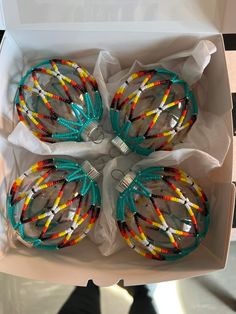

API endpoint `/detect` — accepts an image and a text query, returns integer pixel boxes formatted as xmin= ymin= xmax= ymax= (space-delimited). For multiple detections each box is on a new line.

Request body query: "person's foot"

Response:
xmin=125 ymin=285 xmax=159 ymax=314
xmin=58 ymin=281 xmax=101 ymax=314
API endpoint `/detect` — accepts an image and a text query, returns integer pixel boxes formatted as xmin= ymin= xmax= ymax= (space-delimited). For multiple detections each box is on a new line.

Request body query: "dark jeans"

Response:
xmin=58 ymin=282 xmax=158 ymax=314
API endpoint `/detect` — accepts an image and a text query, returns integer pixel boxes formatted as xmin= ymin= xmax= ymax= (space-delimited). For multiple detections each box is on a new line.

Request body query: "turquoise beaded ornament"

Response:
xmin=15 ymin=59 xmax=103 ymax=143
xmin=110 ymin=68 xmax=198 ymax=156
xmin=7 ymin=158 xmax=101 ymax=250
xmin=116 ymin=167 xmax=209 ymax=260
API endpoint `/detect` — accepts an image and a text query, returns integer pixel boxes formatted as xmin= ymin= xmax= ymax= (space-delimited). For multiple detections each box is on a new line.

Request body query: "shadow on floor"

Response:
xmin=194 ymin=277 xmax=236 ymax=312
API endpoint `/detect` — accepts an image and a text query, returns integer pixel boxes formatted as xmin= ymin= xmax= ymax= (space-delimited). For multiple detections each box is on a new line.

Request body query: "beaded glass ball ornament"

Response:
xmin=7 ymin=158 xmax=101 ymax=250
xmin=110 ymin=68 xmax=197 ymax=156
xmin=15 ymin=59 xmax=103 ymax=143
xmin=116 ymin=167 xmax=209 ymax=260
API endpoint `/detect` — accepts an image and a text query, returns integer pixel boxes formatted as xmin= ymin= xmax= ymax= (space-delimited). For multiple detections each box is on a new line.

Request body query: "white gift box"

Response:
xmin=0 ymin=0 xmax=235 ymax=286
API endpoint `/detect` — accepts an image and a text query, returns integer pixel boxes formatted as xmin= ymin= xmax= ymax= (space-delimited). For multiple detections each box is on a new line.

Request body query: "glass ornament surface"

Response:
xmin=7 ymin=158 xmax=101 ymax=250
xmin=116 ymin=167 xmax=209 ymax=260
xmin=110 ymin=68 xmax=197 ymax=156
xmin=15 ymin=59 xmax=103 ymax=143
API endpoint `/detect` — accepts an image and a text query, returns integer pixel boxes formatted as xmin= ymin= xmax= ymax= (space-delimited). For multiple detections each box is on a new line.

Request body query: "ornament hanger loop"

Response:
xmin=111 ymin=169 xmax=126 ymax=181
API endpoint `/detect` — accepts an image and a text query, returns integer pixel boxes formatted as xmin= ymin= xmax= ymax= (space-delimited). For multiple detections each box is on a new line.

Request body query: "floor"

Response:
xmin=0 ymin=242 xmax=235 ymax=314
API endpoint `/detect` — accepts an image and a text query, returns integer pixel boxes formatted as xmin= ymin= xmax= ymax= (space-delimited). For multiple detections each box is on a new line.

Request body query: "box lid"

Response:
xmin=0 ymin=0 xmax=4 ymax=29
xmin=1 ymin=0 xmax=235 ymax=33
xmin=221 ymin=0 xmax=236 ymax=33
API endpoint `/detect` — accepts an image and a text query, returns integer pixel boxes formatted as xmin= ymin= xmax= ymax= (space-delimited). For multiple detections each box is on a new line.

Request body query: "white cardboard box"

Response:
xmin=0 ymin=0 xmax=235 ymax=286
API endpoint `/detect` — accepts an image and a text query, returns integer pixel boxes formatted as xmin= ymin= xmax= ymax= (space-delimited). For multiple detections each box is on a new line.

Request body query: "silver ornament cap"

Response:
xmin=81 ymin=121 xmax=103 ymax=143
xmin=116 ymin=171 xmax=136 ymax=193
xmin=81 ymin=160 xmax=100 ymax=181
xmin=111 ymin=136 xmax=130 ymax=155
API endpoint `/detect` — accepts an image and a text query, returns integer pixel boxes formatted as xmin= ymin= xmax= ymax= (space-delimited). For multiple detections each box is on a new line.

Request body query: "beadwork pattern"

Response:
xmin=116 ymin=167 xmax=209 ymax=260
xmin=7 ymin=158 xmax=101 ymax=250
xmin=110 ymin=68 xmax=197 ymax=155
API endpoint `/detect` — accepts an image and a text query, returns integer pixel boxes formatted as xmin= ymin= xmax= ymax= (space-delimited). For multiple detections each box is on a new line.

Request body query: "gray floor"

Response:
xmin=0 ymin=242 xmax=236 ymax=314
xmin=176 ymin=242 xmax=236 ymax=314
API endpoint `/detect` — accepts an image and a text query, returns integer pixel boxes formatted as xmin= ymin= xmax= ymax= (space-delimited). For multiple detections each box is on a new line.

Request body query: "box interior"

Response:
xmin=0 ymin=29 xmax=234 ymax=286
xmin=1 ymin=0 xmax=230 ymax=33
